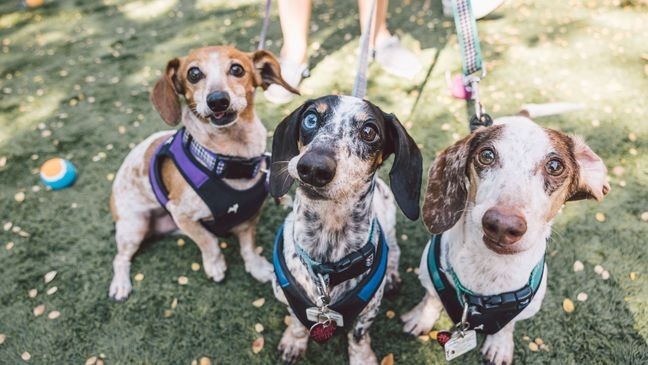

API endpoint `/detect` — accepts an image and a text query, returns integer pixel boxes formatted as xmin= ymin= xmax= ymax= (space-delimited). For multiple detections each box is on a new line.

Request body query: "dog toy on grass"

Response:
xmin=40 ymin=158 xmax=77 ymax=190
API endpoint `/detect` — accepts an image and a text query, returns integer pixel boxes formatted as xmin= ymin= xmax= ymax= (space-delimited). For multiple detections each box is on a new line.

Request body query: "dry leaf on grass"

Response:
xmin=252 ymin=337 xmax=264 ymax=354
xmin=252 ymin=298 xmax=265 ymax=308
xmin=381 ymin=353 xmax=394 ymax=365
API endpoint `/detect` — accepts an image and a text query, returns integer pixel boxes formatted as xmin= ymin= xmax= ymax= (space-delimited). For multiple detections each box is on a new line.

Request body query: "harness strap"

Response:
xmin=427 ymin=234 xmax=545 ymax=334
xmin=273 ymin=222 xmax=388 ymax=334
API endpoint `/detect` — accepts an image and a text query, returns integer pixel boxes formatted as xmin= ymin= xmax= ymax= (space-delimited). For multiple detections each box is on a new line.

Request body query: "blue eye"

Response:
xmin=302 ymin=113 xmax=318 ymax=129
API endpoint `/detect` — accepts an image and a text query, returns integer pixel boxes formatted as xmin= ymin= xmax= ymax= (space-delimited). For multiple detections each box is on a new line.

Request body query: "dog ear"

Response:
xmin=151 ymin=58 xmax=183 ymax=126
xmin=382 ymin=112 xmax=423 ymax=221
xmin=249 ymin=50 xmax=300 ymax=95
xmin=567 ymin=136 xmax=610 ymax=201
xmin=269 ymin=103 xmax=307 ymax=197
xmin=422 ymin=134 xmax=473 ymax=234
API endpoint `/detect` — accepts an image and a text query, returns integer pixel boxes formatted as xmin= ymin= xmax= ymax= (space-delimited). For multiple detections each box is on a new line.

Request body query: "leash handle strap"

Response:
xmin=257 ymin=0 xmax=272 ymax=50
xmin=352 ymin=0 xmax=377 ymax=98
xmin=452 ymin=0 xmax=483 ymax=78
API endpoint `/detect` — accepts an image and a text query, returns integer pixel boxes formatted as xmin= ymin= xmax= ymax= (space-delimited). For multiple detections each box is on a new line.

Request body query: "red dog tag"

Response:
xmin=436 ymin=330 xmax=452 ymax=347
xmin=309 ymin=320 xmax=337 ymax=343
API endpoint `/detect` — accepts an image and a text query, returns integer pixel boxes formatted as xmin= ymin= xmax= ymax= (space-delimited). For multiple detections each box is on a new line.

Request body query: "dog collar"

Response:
xmin=182 ymin=129 xmax=268 ymax=180
xmin=294 ymin=219 xmax=377 ymax=287
xmin=427 ymin=234 xmax=545 ymax=335
xmin=273 ymin=221 xmax=388 ymax=335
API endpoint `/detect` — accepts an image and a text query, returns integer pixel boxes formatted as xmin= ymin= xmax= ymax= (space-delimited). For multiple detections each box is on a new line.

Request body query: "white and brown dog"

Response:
xmin=402 ymin=111 xmax=609 ymax=364
xmin=109 ymin=46 xmax=298 ymax=301
xmin=269 ymin=95 xmax=423 ymax=364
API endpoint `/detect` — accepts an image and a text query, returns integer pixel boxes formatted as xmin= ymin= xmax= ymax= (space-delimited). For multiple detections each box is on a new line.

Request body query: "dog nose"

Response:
xmin=296 ymin=152 xmax=336 ymax=187
xmin=206 ymin=91 xmax=230 ymax=112
xmin=482 ymin=207 xmax=527 ymax=245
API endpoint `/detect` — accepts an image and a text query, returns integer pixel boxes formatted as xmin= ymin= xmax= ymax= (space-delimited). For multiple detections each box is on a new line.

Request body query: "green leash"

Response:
xmin=451 ymin=0 xmax=493 ymax=131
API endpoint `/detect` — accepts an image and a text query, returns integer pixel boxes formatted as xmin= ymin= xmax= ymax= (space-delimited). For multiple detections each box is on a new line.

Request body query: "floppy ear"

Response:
xmin=422 ymin=134 xmax=473 ymax=234
xmin=249 ymin=50 xmax=300 ymax=95
xmin=269 ymin=103 xmax=307 ymax=197
xmin=567 ymin=136 xmax=610 ymax=202
xmin=382 ymin=113 xmax=423 ymax=221
xmin=151 ymin=58 xmax=183 ymax=126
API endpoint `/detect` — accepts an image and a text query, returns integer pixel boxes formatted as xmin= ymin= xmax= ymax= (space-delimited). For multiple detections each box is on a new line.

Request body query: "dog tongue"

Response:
xmin=214 ymin=112 xmax=225 ymax=119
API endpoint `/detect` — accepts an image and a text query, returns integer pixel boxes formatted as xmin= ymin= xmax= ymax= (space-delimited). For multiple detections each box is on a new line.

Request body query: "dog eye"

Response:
xmin=360 ymin=123 xmax=379 ymax=143
xmin=545 ymin=158 xmax=564 ymax=176
xmin=477 ymin=148 xmax=496 ymax=165
xmin=302 ymin=112 xmax=319 ymax=130
xmin=229 ymin=64 xmax=245 ymax=77
xmin=187 ymin=67 xmax=203 ymax=83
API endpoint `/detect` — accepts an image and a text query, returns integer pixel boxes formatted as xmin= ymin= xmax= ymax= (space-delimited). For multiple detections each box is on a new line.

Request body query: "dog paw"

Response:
xmin=203 ymin=253 xmax=227 ymax=282
xmin=277 ymin=329 xmax=308 ymax=365
xmin=109 ymin=275 xmax=132 ymax=301
xmin=401 ymin=299 xmax=440 ymax=335
xmin=246 ymin=255 xmax=274 ymax=283
xmin=384 ymin=271 xmax=402 ymax=296
xmin=481 ymin=332 xmax=514 ymax=365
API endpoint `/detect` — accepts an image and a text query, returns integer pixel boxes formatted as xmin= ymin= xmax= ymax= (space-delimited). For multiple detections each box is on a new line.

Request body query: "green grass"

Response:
xmin=1 ymin=0 xmax=647 ymax=363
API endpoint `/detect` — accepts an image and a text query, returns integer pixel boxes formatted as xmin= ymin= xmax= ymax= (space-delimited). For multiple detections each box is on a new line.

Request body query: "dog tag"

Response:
xmin=444 ymin=330 xmax=477 ymax=361
xmin=309 ymin=320 xmax=337 ymax=343
xmin=306 ymin=307 xmax=344 ymax=327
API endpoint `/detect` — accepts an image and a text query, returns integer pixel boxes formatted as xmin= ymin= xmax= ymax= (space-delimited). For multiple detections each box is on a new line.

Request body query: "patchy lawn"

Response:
xmin=0 ymin=0 xmax=647 ymax=363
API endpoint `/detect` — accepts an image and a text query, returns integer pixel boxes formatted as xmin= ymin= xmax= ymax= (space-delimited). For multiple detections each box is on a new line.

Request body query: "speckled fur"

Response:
xmin=271 ymin=96 xmax=421 ymax=365
xmin=109 ymin=46 xmax=294 ymax=301
xmin=403 ymin=116 xmax=609 ymax=365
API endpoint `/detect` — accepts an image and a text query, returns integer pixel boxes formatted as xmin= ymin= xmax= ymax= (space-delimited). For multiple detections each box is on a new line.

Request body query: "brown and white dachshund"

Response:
xmin=402 ymin=112 xmax=609 ymax=364
xmin=109 ymin=46 xmax=297 ymax=301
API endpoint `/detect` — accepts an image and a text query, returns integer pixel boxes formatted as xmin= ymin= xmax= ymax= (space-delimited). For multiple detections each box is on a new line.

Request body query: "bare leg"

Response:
xmin=357 ymin=0 xmax=391 ymax=46
xmin=237 ymin=225 xmax=274 ymax=283
xmin=173 ymin=214 xmax=227 ymax=282
xmin=109 ymin=213 xmax=150 ymax=301
xmin=278 ymin=310 xmax=309 ymax=365
xmin=278 ymin=0 xmax=312 ymax=65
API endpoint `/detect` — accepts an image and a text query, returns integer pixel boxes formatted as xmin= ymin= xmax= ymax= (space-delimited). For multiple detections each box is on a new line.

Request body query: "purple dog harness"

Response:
xmin=149 ymin=127 xmax=270 ymax=236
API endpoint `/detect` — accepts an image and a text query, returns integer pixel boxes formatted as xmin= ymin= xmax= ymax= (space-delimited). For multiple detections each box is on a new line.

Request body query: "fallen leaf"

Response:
xmin=255 ymin=323 xmax=264 ymax=333
xmin=0 ymin=334 xmax=5 ymax=344
xmin=46 ymin=287 xmax=57 ymax=295
xmin=528 ymin=342 xmax=539 ymax=352
xmin=428 ymin=330 xmax=438 ymax=340
xmin=177 ymin=238 xmax=185 ymax=247
xmin=171 ymin=298 xmax=178 ymax=309
xmin=252 ymin=337 xmax=264 ymax=353
xmin=178 ymin=276 xmax=188 ymax=285
xmin=284 ymin=315 xmax=292 ymax=326
xmin=220 ymin=242 xmax=228 ymax=249
xmin=534 ymin=338 xmax=544 ymax=345
xmin=252 ymin=298 xmax=265 ymax=308
xmin=601 ymin=270 xmax=610 ymax=280
xmin=630 ymin=272 xmax=638 ymax=280
xmin=48 ymin=310 xmax=61 ymax=319
xmin=44 ymin=271 xmax=57 ymax=284
xmin=21 ymin=352 xmax=31 ymax=361
xmin=577 ymin=292 xmax=588 ymax=302
xmin=199 ymin=357 xmax=211 ymax=365
xmin=563 ymin=298 xmax=575 ymax=313
xmin=380 ymin=353 xmax=394 ymax=365
xmin=33 ymin=304 xmax=45 ymax=316
xmin=191 ymin=262 xmax=200 ymax=271
xmin=14 ymin=192 xmax=25 ymax=202
xmin=386 ymin=310 xmax=396 ymax=319
xmin=28 ymin=289 xmax=37 ymax=298
xmin=417 ymin=335 xmax=429 ymax=342
xmin=594 ymin=265 xmax=604 ymax=274
xmin=573 ymin=260 xmax=584 ymax=272
xmin=85 ymin=356 xmax=98 ymax=365
xmin=595 ymin=212 xmax=606 ymax=222
xmin=134 ymin=273 xmax=144 ymax=282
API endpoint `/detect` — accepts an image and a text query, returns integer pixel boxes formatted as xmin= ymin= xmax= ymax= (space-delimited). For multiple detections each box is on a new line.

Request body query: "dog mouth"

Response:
xmin=297 ymin=183 xmax=328 ymax=200
xmin=208 ymin=110 xmax=237 ymax=126
xmin=482 ymin=235 xmax=521 ymax=255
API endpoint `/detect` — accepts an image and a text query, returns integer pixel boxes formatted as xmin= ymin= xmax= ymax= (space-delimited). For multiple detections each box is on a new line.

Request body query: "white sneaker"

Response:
xmin=264 ymin=59 xmax=308 ymax=105
xmin=373 ymin=36 xmax=422 ymax=79
xmin=442 ymin=0 xmax=506 ymax=20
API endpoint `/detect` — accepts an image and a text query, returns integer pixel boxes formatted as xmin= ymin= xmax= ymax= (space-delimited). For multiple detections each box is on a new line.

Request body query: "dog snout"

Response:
xmin=296 ymin=152 xmax=336 ymax=187
xmin=206 ymin=91 xmax=230 ymax=112
xmin=482 ymin=207 xmax=527 ymax=245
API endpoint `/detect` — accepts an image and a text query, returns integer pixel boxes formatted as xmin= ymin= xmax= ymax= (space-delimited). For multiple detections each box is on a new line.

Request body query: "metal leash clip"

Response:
xmin=444 ymin=302 xmax=478 ymax=361
xmin=466 ymin=73 xmax=493 ymax=132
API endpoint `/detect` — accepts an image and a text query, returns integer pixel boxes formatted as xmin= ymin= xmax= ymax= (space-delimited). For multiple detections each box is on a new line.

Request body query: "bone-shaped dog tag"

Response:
xmin=306 ymin=307 xmax=344 ymax=327
xmin=444 ymin=329 xmax=477 ymax=361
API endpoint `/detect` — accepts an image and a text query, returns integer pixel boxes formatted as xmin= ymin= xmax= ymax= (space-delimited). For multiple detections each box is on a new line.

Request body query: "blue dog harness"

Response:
xmin=273 ymin=220 xmax=388 ymax=335
xmin=427 ymin=234 xmax=545 ymax=335
xmin=149 ymin=127 xmax=270 ymax=236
